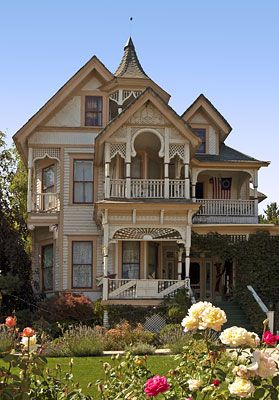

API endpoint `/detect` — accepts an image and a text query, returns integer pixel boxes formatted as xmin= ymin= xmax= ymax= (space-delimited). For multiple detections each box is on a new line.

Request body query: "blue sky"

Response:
xmin=0 ymin=0 xmax=278 ymax=211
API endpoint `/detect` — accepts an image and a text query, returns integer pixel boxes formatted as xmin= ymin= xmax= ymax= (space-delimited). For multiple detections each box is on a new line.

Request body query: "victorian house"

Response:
xmin=13 ymin=38 xmax=277 ymax=309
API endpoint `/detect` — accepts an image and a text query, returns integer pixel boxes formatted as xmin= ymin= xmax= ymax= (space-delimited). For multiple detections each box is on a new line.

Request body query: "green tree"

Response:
xmin=259 ymin=202 xmax=279 ymax=224
xmin=0 ymin=131 xmax=33 ymax=314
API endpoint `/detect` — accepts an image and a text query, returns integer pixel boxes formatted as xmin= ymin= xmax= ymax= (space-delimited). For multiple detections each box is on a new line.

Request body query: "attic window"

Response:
xmin=193 ymin=128 xmax=206 ymax=154
xmin=85 ymin=96 xmax=102 ymax=126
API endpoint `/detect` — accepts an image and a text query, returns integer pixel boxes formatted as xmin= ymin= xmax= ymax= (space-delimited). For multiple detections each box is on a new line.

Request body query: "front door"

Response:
xmin=189 ymin=259 xmax=214 ymax=300
xmin=147 ymin=243 xmax=158 ymax=279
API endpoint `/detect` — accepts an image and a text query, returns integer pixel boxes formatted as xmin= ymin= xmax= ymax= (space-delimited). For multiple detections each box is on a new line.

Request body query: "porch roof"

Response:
xmin=195 ymin=144 xmax=269 ymax=165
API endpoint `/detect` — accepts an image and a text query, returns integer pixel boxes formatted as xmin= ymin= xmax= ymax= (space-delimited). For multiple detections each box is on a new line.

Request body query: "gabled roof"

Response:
xmin=95 ymin=87 xmax=201 ymax=163
xmin=195 ymin=144 xmax=269 ymax=165
xmin=115 ymin=37 xmax=149 ymax=79
xmin=182 ymin=94 xmax=232 ymax=139
xmin=13 ymin=55 xmax=114 ymax=162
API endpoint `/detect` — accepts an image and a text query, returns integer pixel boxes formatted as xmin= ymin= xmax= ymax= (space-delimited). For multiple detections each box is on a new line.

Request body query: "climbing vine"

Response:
xmin=191 ymin=231 xmax=279 ymax=332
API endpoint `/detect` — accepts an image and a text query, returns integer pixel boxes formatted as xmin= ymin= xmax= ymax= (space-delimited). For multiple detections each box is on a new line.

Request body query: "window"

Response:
xmin=42 ymin=165 xmax=55 ymax=210
xmin=196 ymin=182 xmax=204 ymax=199
xmin=193 ymin=128 xmax=206 ymax=154
xmin=73 ymin=160 xmax=93 ymax=203
xmin=42 ymin=244 xmax=53 ymax=291
xmin=85 ymin=96 xmax=102 ymax=126
xmin=72 ymin=241 xmax=92 ymax=288
xmin=122 ymin=241 xmax=140 ymax=279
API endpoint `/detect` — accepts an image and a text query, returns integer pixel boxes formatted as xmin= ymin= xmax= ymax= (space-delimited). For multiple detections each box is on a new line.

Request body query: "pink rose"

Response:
xmin=262 ymin=331 xmax=279 ymax=346
xmin=144 ymin=375 xmax=170 ymax=397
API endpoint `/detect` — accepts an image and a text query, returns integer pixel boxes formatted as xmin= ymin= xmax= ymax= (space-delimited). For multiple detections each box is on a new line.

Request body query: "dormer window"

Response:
xmin=85 ymin=96 xmax=102 ymax=126
xmin=193 ymin=128 xmax=206 ymax=154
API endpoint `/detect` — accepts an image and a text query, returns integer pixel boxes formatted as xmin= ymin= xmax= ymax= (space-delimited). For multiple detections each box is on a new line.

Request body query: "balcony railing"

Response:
xmin=196 ymin=199 xmax=256 ymax=216
xmin=103 ymin=278 xmax=190 ymax=300
xmin=110 ymin=179 xmax=186 ymax=199
xmin=32 ymin=193 xmax=60 ymax=213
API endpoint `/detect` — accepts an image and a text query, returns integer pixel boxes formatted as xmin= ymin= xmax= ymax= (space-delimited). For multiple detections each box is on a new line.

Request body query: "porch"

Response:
xmin=193 ymin=199 xmax=258 ymax=224
xmin=102 ymin=277 xmax=190 ymax=300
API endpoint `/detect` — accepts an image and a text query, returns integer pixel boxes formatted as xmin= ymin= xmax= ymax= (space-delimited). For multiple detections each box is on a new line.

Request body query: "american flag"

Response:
xmin=211 ymin=177 xmax=232 ymax=199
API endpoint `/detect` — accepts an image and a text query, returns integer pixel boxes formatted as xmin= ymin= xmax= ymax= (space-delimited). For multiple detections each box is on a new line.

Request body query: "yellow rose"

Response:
xmin=188 ymin=301 xmax=212 ymax=319
xmin=220 ymin=327 xmax=248 ymax=347
xmin=21 ymin=335 xmax=38 ymax=352
xmin=199 ymin=306 xmax=227 ymax=331
xmin=187 ymin=378 xmax=203 ymax=391
xmin=246 ymin=332 xmax=260 ymax=348
xmin=228 ymin=377 xmax=255 ymax=398
xmin=181 ymin=315 xmax=199 ymax=332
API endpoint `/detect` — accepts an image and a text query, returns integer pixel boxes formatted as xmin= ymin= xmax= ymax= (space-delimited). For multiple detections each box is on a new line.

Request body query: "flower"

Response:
xmin=5 ymin=316 xmax=16 ymax=328
xmin=212 ymin=379 xmax=220 ymax=387
xmin=220 ymin=326 xmax=248 ymax=347
xmin=251 ymin=350 xmax=278 ymax=378
xmin=199 ymin=306 xmax=227 ymax=331
xmin=262 ymin=330 xmax=279 ymax=346
xmin=228 ymin=377 xmax=255 ymax=398
xmin=187 ymin=379 xmax=203 ymax=391
xmin=181 ymin=316 xmax=199 ymax=332
xmin=144 ymin=375 xmax=170 ymax=397
xmin=22 ymin=327 xmax=35 ymax=337
xmin=246 ymin=331 xmax=260 ymax=348
xmin=21 ymin=335 xmax=38 ymax=352
xmin=181 ymin=302 xmax=227 ymax=332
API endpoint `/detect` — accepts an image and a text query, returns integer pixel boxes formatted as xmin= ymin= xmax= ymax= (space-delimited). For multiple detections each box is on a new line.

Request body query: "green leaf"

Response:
xmin=272 ymin=375 xmax=279 ymax=387
xmin=253 ymin=388 xmax=265 ymax=399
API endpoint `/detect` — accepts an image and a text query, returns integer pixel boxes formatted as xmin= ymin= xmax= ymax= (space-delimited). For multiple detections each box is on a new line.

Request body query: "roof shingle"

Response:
xmin=114 ymin=37 xmax=149 ymax=79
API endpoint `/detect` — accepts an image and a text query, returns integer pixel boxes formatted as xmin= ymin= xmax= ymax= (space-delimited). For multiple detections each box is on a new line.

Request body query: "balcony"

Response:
xmin=109 ymin=179 xmax=186 ymax=199
xmin=103 ymin=278 xmax=190 ymax=301
xmin=193 ymin=199 xmax=258 ymax=224
xmin=32 ymin=193 xmax=60 ymax=213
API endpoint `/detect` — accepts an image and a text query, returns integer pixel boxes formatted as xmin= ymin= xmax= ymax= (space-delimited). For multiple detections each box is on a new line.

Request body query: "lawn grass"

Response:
xmin=1 ymin=355 xmax=178 ymax=398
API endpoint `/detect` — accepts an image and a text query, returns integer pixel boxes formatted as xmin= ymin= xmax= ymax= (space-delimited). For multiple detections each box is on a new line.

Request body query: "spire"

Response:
xmin=114 ymin=37 xmax=149 ymax=79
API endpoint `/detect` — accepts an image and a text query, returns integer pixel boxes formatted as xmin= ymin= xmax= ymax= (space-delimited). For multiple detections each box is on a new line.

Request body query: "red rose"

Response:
xmin=22 ymin=327 xmax=35 ymax=337
xmin=144 ymin=375 xmax=170 ymax=397
xmin=5 ymin=316 xmax=16 ymax=328
xmin=262 ymin=331 xmax=279 ymax=346
xmin=213 ymin=379 xmax=220 ymax=387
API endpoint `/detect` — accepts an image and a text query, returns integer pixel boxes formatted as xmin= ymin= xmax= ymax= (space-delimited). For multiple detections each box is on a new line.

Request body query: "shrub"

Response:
xmin=35 ymin=292 xmax=94 ymax=325
xmin=126 ymin=343 xmax=156 ymax=355
xmin=104 ymin=321 xmax=156 ymax=350
xmin=0 ymin=326 xmax=14 ymax=355
xmin=159 ymin=323 xmax=184 ymax=346
xmin=43 ymin=324 xmax=104 ymax=357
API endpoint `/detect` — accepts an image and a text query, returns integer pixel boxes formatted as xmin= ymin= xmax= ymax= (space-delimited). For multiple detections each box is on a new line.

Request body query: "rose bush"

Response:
xmin=98 ymin=302 xmax=279 ymax=399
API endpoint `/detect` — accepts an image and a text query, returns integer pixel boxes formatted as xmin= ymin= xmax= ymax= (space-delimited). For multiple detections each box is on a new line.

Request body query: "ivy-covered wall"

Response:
xmin=192 ymin=232 xmax=279 ymax=332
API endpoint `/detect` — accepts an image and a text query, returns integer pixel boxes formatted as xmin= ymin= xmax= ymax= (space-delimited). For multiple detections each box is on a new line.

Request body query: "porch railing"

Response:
xmin=110 ymin=179 xmax=186 ymax=199
xmin=32 ymin=193 xmax=60 ymax=213
xmin=196 ymin=199 xmax=256 ymax=216
xmin=104 ymin=278 xmax=190 ymax=300
xmin=131 ymin=179 xmax=164 ymax=198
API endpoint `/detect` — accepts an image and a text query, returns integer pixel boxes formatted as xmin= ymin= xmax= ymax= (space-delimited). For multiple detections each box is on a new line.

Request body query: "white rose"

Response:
xmin=220 ymin=327 xmax=248 ymax=347
xmin=228 ymin=377 xmax=255 ymax=398
xmin=187 ymin=378 xmax=203 ymax=391
xmin=21 ymin=335 xmax=38 ymax=352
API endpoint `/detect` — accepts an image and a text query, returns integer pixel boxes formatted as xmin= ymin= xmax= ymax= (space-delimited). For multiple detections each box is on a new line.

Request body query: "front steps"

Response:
xmin=213 ymin=300 xmax=253 ymax=331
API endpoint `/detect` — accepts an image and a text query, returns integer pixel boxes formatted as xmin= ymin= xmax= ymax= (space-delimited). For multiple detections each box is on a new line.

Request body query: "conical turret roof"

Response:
xmin=115 ymin=37 xmax=149 ymax=79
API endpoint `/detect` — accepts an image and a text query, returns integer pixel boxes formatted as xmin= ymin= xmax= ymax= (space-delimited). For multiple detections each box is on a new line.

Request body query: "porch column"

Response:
xmin=125 ymin=130 xmax=131 ymax=198
xmin=184 ymin=143 xmax=190 ymax=198
xmin=104 ymin=143 xmax=110 ymax=198
xmin=177 ymin=246 xmax=183 ymax=280
xmin=164 ymin=163 xmax=169 ymax=199
xmin=164 ymin=128 xmax=170 ymax=199
xmin=252 ymin=170 xmax=258 ymax=217
xmin=27 ymin=148 xmax=33 ymax=212
xmin=102 ymin=210 xmax=109 ymax=301
xmin=191 ymin=182 xmax=196 ymax=202
xmin=185 ymin=247 xmax=190 ymax=278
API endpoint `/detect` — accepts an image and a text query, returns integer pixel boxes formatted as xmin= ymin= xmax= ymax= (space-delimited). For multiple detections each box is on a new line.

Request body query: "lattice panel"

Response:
xmin=110 ymin=143 xmax=126 ymax=160
xmin=144 ymin=314 xmax=166 ymax=333
xmin=169 ymin=144 xmax=184 ymax=160
xmin=109 ymin=91 xmax=119 ymax=102
xmin=33 ymin=148 xmax=60 ymax=162
xmin=113 ymin=227 xmax=182 ymax=240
